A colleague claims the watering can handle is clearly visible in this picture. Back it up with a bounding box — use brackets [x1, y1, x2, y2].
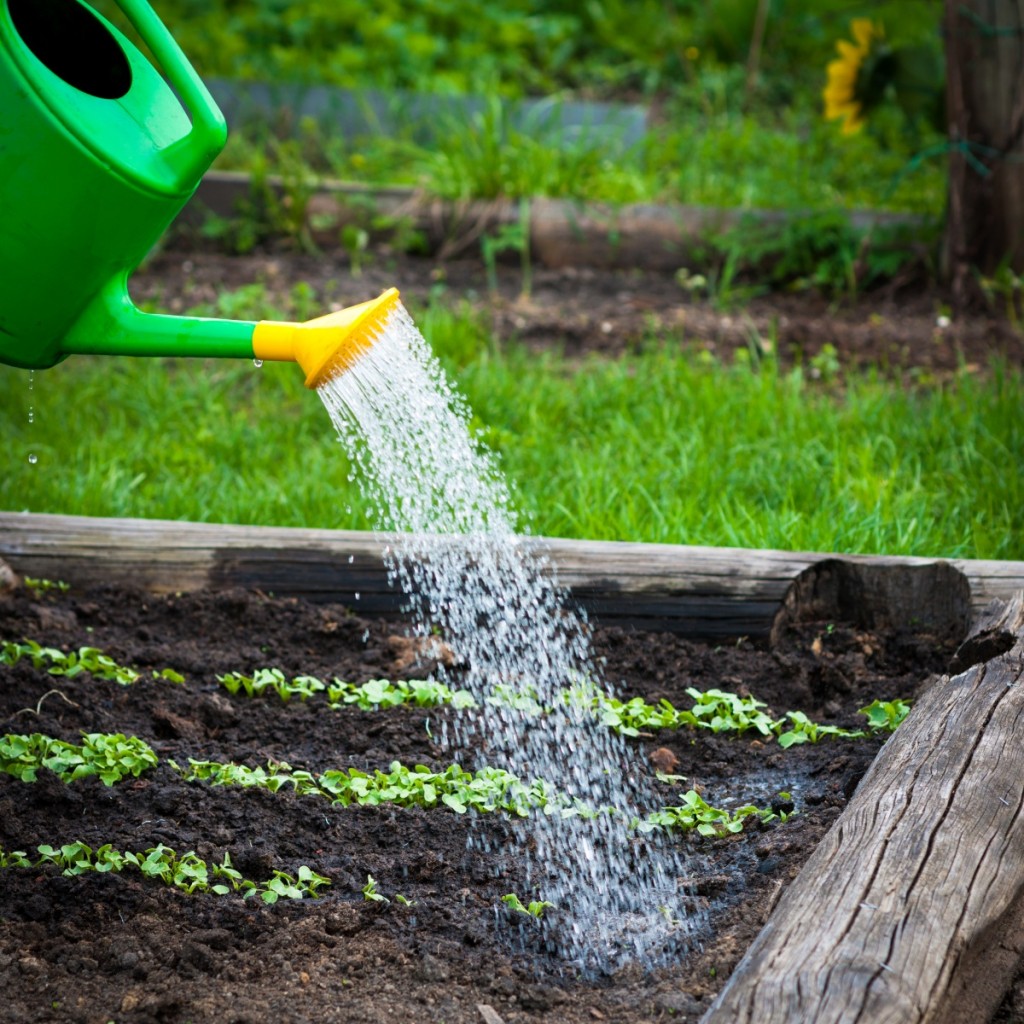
[114, 0, 227, 189]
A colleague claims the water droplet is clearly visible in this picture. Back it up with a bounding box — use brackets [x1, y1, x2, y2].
[347, 555, 354, 564]
[253, 358, 264, 368]
[353, 592, 360, 601]
[27, 452, 37, 465]
[28, 408, 34, 424]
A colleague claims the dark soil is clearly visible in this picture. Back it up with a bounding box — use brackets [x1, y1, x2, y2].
[134, 241, 1024, 378]
[0, 581, 960, 1024]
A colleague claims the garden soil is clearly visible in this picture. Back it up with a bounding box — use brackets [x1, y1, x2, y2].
[133, 240, 1024, 377]
[0, 580, 964, 1024]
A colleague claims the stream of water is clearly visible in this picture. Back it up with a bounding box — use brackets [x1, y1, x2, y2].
[318, 301, 693, 974]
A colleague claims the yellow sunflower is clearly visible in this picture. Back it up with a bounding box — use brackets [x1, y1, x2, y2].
[823, 19, 884, 134]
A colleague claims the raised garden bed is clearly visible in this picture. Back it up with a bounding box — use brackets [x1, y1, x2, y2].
[3, 514, 1024, 1023]
[189, 170, 921, 271]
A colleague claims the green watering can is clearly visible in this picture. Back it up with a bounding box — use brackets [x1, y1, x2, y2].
[0, 0, 398, 388]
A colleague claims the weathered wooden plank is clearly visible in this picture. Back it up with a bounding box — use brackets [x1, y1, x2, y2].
[701, 593, 1024, 1024]
[1, 512, 1022, 639]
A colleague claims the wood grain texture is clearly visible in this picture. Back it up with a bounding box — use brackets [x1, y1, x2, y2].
[701, 593, 1024, 1024]
[1, 512, 1022, 639]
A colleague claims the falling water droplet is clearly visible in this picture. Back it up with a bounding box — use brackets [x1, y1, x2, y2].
[315, 300, 691, 974]
[28, 408, 34, 424]
[354, 592, 361, 601]
[347, 555, 354, 564]
[27, 452, 38, 465]
[253, 358, 264, 368]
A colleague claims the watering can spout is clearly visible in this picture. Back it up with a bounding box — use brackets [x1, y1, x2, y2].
[0, 0, 402, 388]
[253, 288, 401, 389]
[59, 277, 401, 390]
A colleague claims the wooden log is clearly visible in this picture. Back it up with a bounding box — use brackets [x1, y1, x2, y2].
[184, 172, 921, 270]
[2, 513, 1023, 641]
[701, 593, 1024, 1024]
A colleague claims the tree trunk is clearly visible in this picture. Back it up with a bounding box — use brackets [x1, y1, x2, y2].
[944, 0, 1024, 305]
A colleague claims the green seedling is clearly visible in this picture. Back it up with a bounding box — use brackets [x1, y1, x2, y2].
[0, 848, 31, 869]
[502, 893, 553, 918]
[261, 866, 331, 904]
[340, 224, 370, 276]
[174, 753, 776, 836]
[5, 635, 911, 755]
[10, 841, 327, 901]
[216, 667, 325, 701]
[0, 732, 158, 785]
[776, 711, 864, 749]
[2, 728, 779, 839]
[362, 874, 389, 904]
[22, 577, 70, 598]
[153, 667, 186, 684]
[642, 789, 781, 837]
[859, 698, 911, 732]
[0, 640, 140, 684]
[395, 893, 416, 907]
[685, 688, 780, 736]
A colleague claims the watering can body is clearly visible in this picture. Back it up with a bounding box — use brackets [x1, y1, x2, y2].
[0, 0, 231, 369]
[0, 0, 400, 385]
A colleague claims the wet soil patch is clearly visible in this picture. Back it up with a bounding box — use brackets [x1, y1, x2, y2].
[0, 581, 960, 1024]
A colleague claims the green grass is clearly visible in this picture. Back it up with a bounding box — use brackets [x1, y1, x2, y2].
[1, 300, 1020, 560]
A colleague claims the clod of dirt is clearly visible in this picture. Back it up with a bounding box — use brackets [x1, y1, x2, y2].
[152, 705, 203, 740]
[0, 559, 17, 595]
[197, 692, 241, 729]
[649, 746, 680, 773]
[653, 991, 705, 1018]
[387, 633, 458, 675]
[31, 603, 77, 632]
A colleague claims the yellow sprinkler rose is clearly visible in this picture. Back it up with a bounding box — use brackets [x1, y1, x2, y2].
[823, 19, 884, 134]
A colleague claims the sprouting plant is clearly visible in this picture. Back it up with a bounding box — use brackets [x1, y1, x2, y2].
[153, 667, 186, 684]
[859, 698, 911, 732]
[0, 732, 158, 785]
[11, 841, 328, 901]
[776, 711, 864, 749]
[22, 577, 70, 598]
[642, 789, 781, 837]
[210, 851, 248, 895]
[340, 224, 370, 276]
[685, 688, 780, 736]
[502, 893, 553, 918]
[480, 199, 532, 297]
[1, 639, 64, 671]
[362, 874, 389, 904]
[0, 848, 31, 869]
[261, 866, 331, 904]
[218, 668, 349, 704]
[395, 893, 416, 907]
[0, 640, 140, 684]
